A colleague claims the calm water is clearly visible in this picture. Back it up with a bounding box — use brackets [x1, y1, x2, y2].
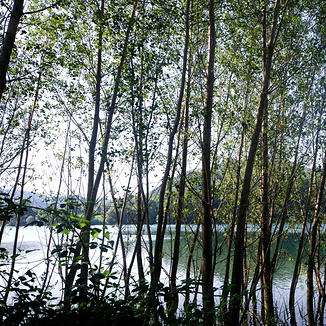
[0, 224, 315, 325]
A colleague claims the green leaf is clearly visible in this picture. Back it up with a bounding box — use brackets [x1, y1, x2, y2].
[25, 249, 39, 254]
[59, 250, 68, 258]
[103, 231, 110, 240]
[78, 219, 90, 228]
[91, 228, 101, 240]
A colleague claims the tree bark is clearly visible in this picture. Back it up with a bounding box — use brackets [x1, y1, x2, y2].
[134, 51, 145, 284]
[260, 109, 274, 324]
[0, 0, 24, 102]
[79, 0, 106, 294]
[201, 0, 216, 324]
[227, 1, 285, 324]
[307, 93, 326, 326]
[307, 157, 326, 326]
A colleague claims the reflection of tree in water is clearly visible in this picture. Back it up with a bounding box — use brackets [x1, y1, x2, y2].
[162, 227, 312, 287]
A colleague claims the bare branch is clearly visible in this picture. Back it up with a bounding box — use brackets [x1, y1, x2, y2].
[23, 0, 62, 15]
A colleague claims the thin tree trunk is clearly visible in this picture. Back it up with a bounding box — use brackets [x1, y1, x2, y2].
[185, 222, 200, 306]
[41, 114, 70, 300]
[169, 31, 192, 314]
[136, 187, 144, 282]
[260, 107, 274, 324]
[313, 226, 326, 326]
[239, 240, 263, 325]
[0, 0, 24, 102]
[227, 1, 286, 324]
[201, 0, 216, 324]
[210, 73, 234, 303]
[153, 0, 190, 283]
[221, 76, 249, 320]
[100, 158, 132, 299]
[131, 62, 157, 277]
[271, 69, 316, 268]
[221, 123, 246, 305]
[133, 49, 145, 284]
[65, 1, 138, 298]
[79, 0, 105, 292]
[287, 71, 318, 326]
[317, 264, 326, 326]
[1, 77, 36, 316]
[307, 94, 326, 326]
[0, 59, 43, 244]
[161, 133, 181, 272]
[99, 173, 106, 273]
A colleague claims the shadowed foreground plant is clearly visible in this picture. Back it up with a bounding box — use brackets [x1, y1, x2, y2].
[0, 277, 210, 326]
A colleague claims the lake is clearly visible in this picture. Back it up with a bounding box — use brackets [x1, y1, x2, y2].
[0, 224, 313, 325]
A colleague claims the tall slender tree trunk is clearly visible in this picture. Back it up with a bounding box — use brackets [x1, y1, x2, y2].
[185, 223, 200, 306]
[0, 0, 24, 102]
[153, 0, 190, 283]
[307, 94, 326, 326]
[1, 70, 37, 315]
[221, 72, 250, 319]
[288, 153, 316, 326]
[132, 73, 157, 279]
[65, 1, 138, 300]
[221, 123, 244, 319]
[227, 1, 286, 324]
[100, 159, 131, 299]
[169, 27, 192, 313]
[307, 155, 326, 326]
[136, 187, 144, 282]
[260, 110, 274, 324]
[201, 0, 216, 324]
[79, 0, 106, 293]
[287, 71, 318, 326]
[134, 51, 145, 284]
[317, 264, 326, 326]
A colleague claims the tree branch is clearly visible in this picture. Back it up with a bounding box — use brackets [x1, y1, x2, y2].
[23, 0, 62, 15]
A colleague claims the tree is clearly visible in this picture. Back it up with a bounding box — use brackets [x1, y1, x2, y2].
[228, 1, 289, 324]
[65, 0, 139, 298]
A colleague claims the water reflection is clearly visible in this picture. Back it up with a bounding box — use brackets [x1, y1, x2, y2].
[0, 224, 315, 325]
